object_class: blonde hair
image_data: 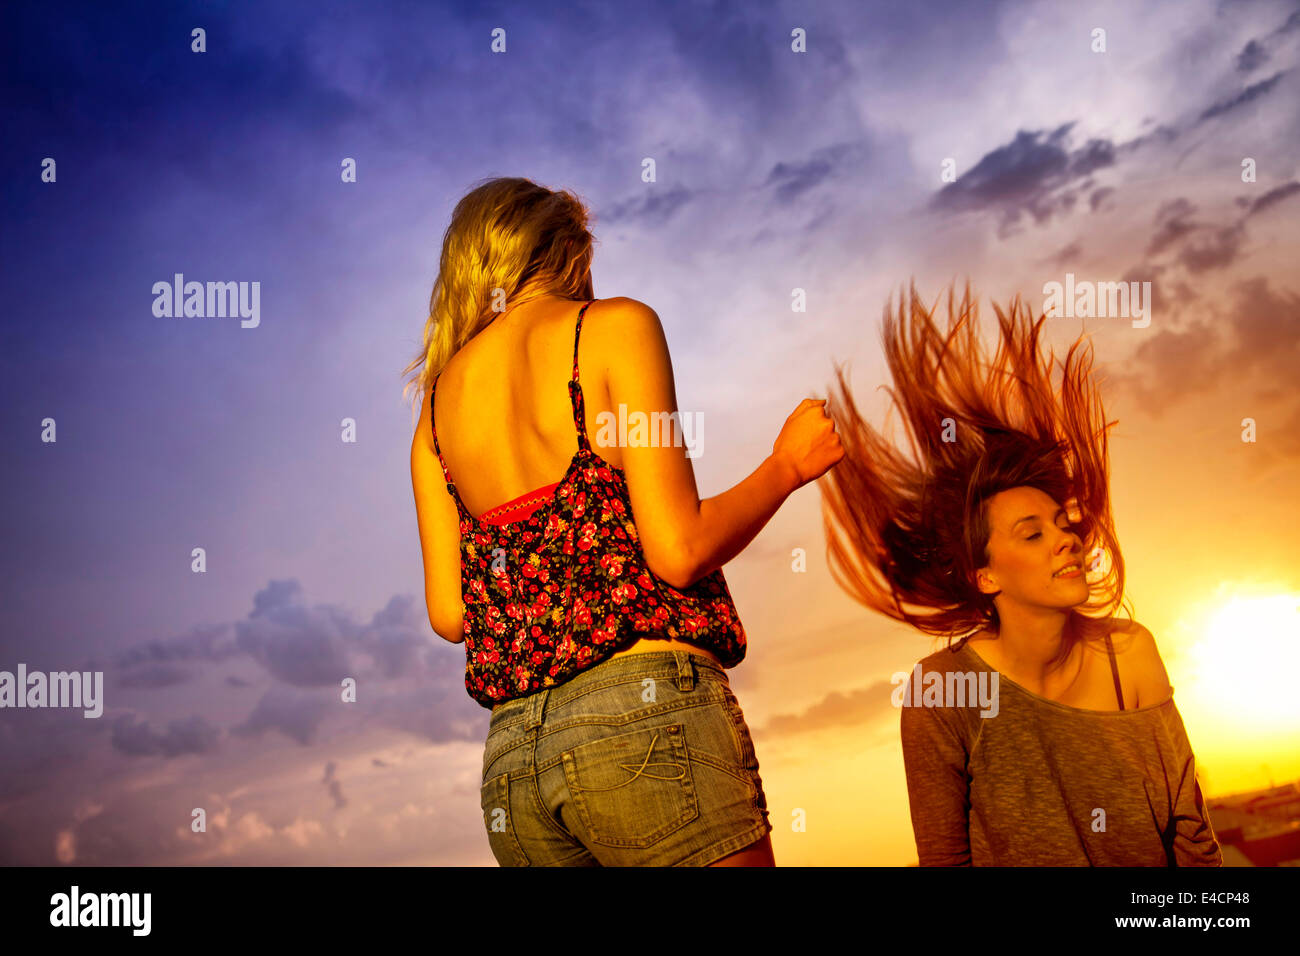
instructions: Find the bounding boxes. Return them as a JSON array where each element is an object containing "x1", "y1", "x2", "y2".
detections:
[{"x1": 401, "y1": 177, "x2": 596, "y2": 415}]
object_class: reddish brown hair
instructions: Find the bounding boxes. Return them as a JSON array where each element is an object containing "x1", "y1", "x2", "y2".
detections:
[{"x1": 819, "y1": 280, "x2": 1129, "y2": 648}]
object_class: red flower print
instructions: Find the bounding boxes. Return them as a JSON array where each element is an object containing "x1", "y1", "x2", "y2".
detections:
[
  {"x1": 446, "y1": 392, "x2": 747, "y2": 708},
  {"x1": 570, "y1": 596, "x2": 592, "y2": 628}
]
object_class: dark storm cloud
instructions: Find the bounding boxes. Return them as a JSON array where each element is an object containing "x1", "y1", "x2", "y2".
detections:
[
  {"x1": 1225, "y1": 276, "x2": 1300, "y2": 385},
  {"x1": 929, "y1": 124, "x2": 1116, "y2": 236},
  {"x1": 110, "y1": 713, "x2": 221, "y2": 758},
  {"x1": 599, "y1": 185, "x2": 695, "y2": 226},
  {"x1": 1143, "y1": 198, "x2": 1247, "y2": 274},
  {"x1": 1116, "y1": 276, "x2": 1300, "y2": 416},
  {"x1": 1235, "y1": 39, "x2": 1269, "y2": 73},
  {"x1": 1089, "y1": 186, "x2": 1116, "y2": 212},
  {"x1": 106, "y1": 625, "x2": 241, "y2": 672},
  {"x1": 360, "y1": 595, "x2": 430, "y2": 680},
  {"x1": 230, "y1": 685, "x2": 335, "y2": 747},
  {"x1": 1247, "y1": 181, "x2": 1300, "y2": 217},
  {"x1": 1178, "y1": 224, "x2": 1245, "y2": 274},
  {"x1": 1146, "y1": 198, "x2": 1198, "y2": 258},
  {"x1": 87, "y1": 579, "x2": 482, "y2": 756},
  {"x1": 765, "y1": 156, "x2": 836, "y2": 203},
  {"x1": 323, "y1": 761, "x2": 347, "y2": 810},
  {"x1": 1196, "y1": 71, "x2": 1287, "y2": 123},
  {"x1": 235, "y1": 580, "x2": 362, "y2": 688}
]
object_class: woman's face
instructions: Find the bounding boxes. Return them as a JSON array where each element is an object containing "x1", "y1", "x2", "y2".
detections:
[{"x1": 975, "y1": 485, "x2": 1089, "y2": 609}]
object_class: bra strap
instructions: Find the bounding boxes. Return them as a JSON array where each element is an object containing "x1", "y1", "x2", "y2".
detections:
[
  {"x1": 568, "y1": 300, "x2": 597, "y2": 452},
  {"x1": 1103, "y1": 632, "x2": 1124, "y2": 710}
]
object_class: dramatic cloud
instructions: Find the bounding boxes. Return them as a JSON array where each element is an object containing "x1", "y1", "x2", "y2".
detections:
[
  {"x1": 752, "y1": 679, "x2": 897, "y2": 736},
  {"x1": 1236, "y1": 39, "x2": 1269, "y2": 73},
  {"x1": 1247, "y1": 181, "x2": 1300, "y2": 217},
  {"x1": 1196, "y1": 71, "x2": 1287, "y2": 123},
  {"x1": 600, "y1": 185, "x2": 694, "y2": 225},
  {"x1": 111, "y1": 713, "x2": 221, "y2": 757},
  {"x1": 1117, "y1": 276, "x2": 1300, "y2": 416},
  {"x1": 928, "y1": 123, "x2": 1117, "y2": 237},
  {"x1": 322, "y1": 760, "x2": 347, "y2": 810},
  {"x1": 230, "y1": 684, "x2": 337, "y2": 746}
]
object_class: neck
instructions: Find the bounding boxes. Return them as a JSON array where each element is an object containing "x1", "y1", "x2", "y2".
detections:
[
  {"x1": 987, "y1": 602, "x2": 1073, "y2": 678},
  {"x1": 493, "y1": 288, "x2": 567, "y2": 325}
]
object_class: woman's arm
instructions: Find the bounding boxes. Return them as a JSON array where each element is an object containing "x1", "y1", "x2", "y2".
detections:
[
  {"x1": 1170, "y1": 763, "x2": 1223, "y2": 866},
  {"x1": 1119, "y1": 622, "x2": 1222, "y2": 865},
  {"x1": 899, "y1": 685, "x2": 975, "y2": 865},
  {"x1": 410, "y1": 385, "x2": 465, "y2": 644},
  {"x1": 592, "y1": 298, "x2": 842, "y2": 589}
]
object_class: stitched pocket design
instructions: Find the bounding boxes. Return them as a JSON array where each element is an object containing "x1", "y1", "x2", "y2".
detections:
[{"x1": 562, "y1": 723, "x2": 699, "y2": 847}]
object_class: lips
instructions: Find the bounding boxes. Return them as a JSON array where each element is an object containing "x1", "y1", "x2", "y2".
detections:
[{"x1": 1052, "y1": 562, "x2": 1082, "y2": 578}]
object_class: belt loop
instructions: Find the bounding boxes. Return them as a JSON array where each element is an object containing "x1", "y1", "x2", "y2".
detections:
[
  {"x1": 673, "y1": 650, "x2": 696, "y2": 692},
  {"x1": 524, "y1": 687, "x2": 549, "y2": 730}
]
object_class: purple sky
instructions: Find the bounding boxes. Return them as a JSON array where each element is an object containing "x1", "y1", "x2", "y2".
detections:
[{"x1": 2, "y1": 0, "x2": 1298, "y2": 865}]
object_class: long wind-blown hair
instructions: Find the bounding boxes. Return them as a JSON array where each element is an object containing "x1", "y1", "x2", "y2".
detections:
[
  {"x1": 819, "y1": 280, "x2": 1129, "y2": 651},
  {"x1": 402, "y1": 176, "x2": 596, "y2": 415}
]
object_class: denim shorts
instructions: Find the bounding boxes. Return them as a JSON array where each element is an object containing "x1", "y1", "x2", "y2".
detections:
[{"x1": 479, "y1": 650, "x2": 771, "y2": 866}]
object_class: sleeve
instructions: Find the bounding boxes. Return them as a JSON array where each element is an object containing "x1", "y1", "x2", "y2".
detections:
[
  {"x1": 1163, "y1": 703, "x2": 1222, "y2": 867},
  {"x1": 899, "y1": 687, "x2": 974, "y2": 866}
]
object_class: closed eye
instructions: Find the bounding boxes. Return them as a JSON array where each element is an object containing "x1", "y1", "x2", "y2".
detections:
[{"x1": 1027, "y1": 522, "x2": 1073, "y2": 541}]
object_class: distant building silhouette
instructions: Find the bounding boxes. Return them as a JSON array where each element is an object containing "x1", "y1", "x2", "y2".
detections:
[{"x1": 1207, "y1": 779, "x2": 1300, "y2": 866}]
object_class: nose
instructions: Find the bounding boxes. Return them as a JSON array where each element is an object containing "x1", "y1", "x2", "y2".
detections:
[{"x1": 1054, "y1": 526, "x2": 1080, "y2": 555}]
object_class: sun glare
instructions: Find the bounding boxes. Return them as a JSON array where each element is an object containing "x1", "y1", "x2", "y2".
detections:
[{"x1": 1187, "y1": 593, "x2": 1300, "y2": 724}]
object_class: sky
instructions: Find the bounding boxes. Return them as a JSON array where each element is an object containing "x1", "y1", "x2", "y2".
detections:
[{"x1": 1, "y1": 0, "x2": 1298, "y2": 866}]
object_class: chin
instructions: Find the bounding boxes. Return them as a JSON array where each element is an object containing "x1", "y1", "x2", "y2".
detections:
[{"x1": 1045, "y1": 577, "x2": 1090, "y2": 607}]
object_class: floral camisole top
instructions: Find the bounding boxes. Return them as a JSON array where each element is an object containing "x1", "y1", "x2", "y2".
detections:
[{"x1": 430, "y1": 299, "x2": 747, "y2": 708}]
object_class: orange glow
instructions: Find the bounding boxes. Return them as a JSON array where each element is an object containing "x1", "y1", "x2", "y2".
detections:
[{"x1": 1163, "y1": 582, "x2": 1300, "y2": 795}]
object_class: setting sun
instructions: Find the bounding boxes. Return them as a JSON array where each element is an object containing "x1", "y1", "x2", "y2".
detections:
[
  {"x1": 1190, "y1": 593, "x2": 1300, "y2": 723},
  {"x1": 1162, "y1": 584, "x2": 1300, "y2": 796}
]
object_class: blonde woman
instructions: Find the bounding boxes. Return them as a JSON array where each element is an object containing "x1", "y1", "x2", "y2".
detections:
[{"x1": 407, "y1": 177, "x2": 842, "y2": 865}]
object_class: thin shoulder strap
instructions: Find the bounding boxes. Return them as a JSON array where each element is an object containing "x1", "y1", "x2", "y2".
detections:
[
  {"x1": 428, "y1": 374, "x2": 470, "y2": 519},
  {"x1": 1103, "y1": 632, "x2": 1124, "y2": 710},
  {"x1": 568, "y1": 300, "x2": 597, "y2": 451}
]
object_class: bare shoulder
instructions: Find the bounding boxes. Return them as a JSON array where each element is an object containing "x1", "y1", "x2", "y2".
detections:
[
  {"x1": 583, "y1": 296, "x2": 664, "y2": 340},
  {"x1": 1107, "y1": 619, "x2": 1172, "y2": 704},
  {"x1": 583, "y1": 297, "x2": 672, "y2": 380}
]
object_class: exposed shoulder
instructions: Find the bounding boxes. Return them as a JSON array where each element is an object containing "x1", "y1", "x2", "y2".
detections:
[
  {"x1": 583, "y1": 296, "x2": 662, "y2": 338},
  {"x1": 583, "y1": 297, "x2": 672, "y2": 381},
  {"x1": 1107, "y1": 619, "x2": 1173, "y2": 705}
]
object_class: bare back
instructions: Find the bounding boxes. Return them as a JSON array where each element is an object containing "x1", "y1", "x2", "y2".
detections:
[
  {"x1": 431, "y1": 296, "x2": 626, "y2": 517},
  {"x1": 429, "y1": 294, "x2": 722, "y2": 669}
]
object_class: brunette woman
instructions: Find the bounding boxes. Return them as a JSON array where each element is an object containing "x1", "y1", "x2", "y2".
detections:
[
  {"x1": 407, "y1": 177, "x2": 842, "y2": 866},
  {"x1": 819, "y1": 281, "x2": 1221, "y2": 866}
]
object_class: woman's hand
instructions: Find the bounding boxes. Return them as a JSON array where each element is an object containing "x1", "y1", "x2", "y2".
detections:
[{"x1": 772, "y1": 398, "x2": 844, "y2": 490}]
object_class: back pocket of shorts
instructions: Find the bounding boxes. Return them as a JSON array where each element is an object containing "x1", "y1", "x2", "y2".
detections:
[
  {"x1": 562, "y1": 723, "x2": 698, "y2": 848},
  {"x1": 480, "y1": 772, "x2": 530, "y2": 866}
]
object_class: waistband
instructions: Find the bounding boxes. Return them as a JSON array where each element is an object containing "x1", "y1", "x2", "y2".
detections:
[{"x1": 488, "y1": 650, "x2": 728, "y2": 727}]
